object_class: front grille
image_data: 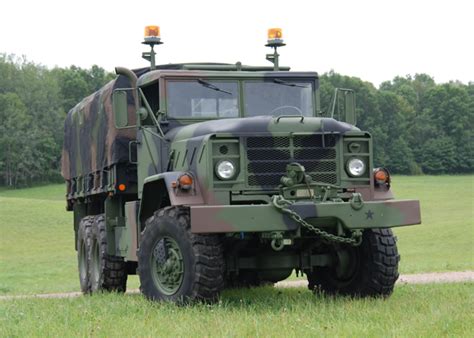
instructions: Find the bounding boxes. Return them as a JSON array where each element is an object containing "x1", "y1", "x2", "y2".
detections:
[{"x1": 246, "y1": 135, "x2": 338, "y2": 187}]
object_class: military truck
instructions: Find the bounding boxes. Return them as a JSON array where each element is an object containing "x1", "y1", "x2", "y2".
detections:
[{"x1": 61, "y1": 26, "x2": 421, "y2": 303}]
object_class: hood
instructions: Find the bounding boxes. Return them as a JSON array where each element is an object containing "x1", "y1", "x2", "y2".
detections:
[{"x1": 166, "y1": 116, "x2": 358, "y2": 142}]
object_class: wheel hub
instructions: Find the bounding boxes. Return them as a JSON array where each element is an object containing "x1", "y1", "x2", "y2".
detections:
[
  {"x1": 334, "y1": 246, "x2": 359, "y2": 281},
  {"x1": 151, "y1": 237, "x2": 184, "y2": 295}
]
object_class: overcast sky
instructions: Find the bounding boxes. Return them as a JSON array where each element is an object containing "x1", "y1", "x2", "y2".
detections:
[{"x1": 1, "y1": 0, "x2": 472, "y2": 86}]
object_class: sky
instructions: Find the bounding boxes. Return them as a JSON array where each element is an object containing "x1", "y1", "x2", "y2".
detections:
[{"x1": 1, "y1": 0, "x2": 473, "y2": 87}]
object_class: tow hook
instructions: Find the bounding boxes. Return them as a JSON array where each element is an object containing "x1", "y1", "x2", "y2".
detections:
[
  {"x1": 269, "y1": 232, "x2": 292, "y2": 251},
  {"x1": 350, "y1": 192, "x2": 364, "y2": 210}
]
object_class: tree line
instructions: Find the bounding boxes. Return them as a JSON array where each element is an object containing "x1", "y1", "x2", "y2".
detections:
[
  {"x1": 320, "y1": 72, "x2": 473, "y2": 174},
  {"x1": 0, "y1": 54, "x2": 114, "y2": 187},
  {"x1": 0, "y1": 54, "x2": 472, "y2": 187}
]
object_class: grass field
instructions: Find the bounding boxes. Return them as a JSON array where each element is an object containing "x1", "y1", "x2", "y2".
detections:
[
  {"x1": 1, "y1": 283, "x2": 473, "y2": 337},
  {"x1": 391, "y1": 175, "x2": 474, "y2": 273},
  {"x1": 1, "y1": 176, "x2": 473, "y2": 337}
]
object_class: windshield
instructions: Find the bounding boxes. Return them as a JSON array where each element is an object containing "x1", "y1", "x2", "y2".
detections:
[
  {"x1": 244, "y1": 80, "x2": 314, "y2": 117},
  {"x1": 167, "y1": 80, "x2": 239, "y2": 118},
  {"x1": 166, "y1": 79, "x2": 315, "y2": 119}
]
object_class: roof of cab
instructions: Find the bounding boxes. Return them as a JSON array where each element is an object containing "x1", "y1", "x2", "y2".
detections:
[{"x1": 134, "y1": 63, "x2": 318, "y2": 87}]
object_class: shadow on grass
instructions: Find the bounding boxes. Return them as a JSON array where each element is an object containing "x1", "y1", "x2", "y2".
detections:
[
  {"x1": 220, "y1": 285, "x2": 368, "y2": 309},
  {"x1": 111, "y1": 285, "x2": 361, "y2": 312}
]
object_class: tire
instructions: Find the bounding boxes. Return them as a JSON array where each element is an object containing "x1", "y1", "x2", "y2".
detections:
[
  {"x1": 307, "y1": 228, "x2": 400, "y2": 297},
  {"x1": 77, "y1": 216, "x2": 94, "y2": 294},
  {"x1": 89, "y1": 214, "x2": 127, "y2": 293},
  {"x1": 138, "y1": 206, "x2": 224, "y2": 303}
]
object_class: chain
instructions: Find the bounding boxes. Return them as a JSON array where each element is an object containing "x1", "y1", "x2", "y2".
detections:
[{"x1": 272, "y1": 195, "x2": 362, "y2": 246}]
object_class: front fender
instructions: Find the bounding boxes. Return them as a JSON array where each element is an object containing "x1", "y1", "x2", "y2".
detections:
[{"x1": 139, "y1": 171, "x2": 204, "y2": 224}]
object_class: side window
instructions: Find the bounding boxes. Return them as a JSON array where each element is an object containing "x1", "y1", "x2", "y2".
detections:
[
  {"x1": 141, "y1": 82, "x2": 160, "y2": 125},
  {"x1": 142, "y1": 82, "x2": 160, "y2": 112}
]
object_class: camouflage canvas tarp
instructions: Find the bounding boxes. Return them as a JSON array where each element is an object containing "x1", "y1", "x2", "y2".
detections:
[{"x1": 61, "y1": 74, "x2": 138, "y2": 180}]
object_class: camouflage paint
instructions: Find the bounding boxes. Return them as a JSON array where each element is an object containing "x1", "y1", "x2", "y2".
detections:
[
  {"x1": 189, "y1": 199, "x2": 421, "y2": 233},
  {"x1": 63, "y1": 64, "x2": 421, "y2": 265},
  {"x1": 62, "y1": 74, "x2": 137, "y2": 180}
]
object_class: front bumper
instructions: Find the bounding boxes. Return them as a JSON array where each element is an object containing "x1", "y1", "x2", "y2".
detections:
[{"x1": 190, "y1": 199, "x2": 421, "y2": 233}]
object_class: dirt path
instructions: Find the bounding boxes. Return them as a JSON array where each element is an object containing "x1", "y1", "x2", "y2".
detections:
[
  {"x1": 1, "y1": 271, "x2": 473, "y2": 301},
  {"x1": 276, "y1": 270, "x2": 474, "y2": 288}
]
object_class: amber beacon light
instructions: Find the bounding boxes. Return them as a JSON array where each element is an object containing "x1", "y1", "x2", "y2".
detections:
[
  {"x1": 142, "y1": 25, "x2": 163, "y2": 70},
  {"x1": 267, "y1": 28, "x2": 283, "y2": 41},
  {"x1": 265, "y1": 27, "x2": 285, "y2": 70},
  {"x1": 266, "y1": 28, "x2": 285, "y2": 47},
  {"x1": 144, "y1": 25, "x2": 161, "y2": 44}
]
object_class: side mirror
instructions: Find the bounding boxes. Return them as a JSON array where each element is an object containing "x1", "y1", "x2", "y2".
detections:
[
  {"x1": 343, "y1": 90, "x2": 356, "y2": 125},
  {"x1": 113, "y1": 89, "x2": 133, "y2": 128},
  {"x1": 329, "y1": 88, "x2": 356, "y2": 125}
]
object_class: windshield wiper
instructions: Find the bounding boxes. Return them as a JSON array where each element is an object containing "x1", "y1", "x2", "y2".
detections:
[
  {"x1": 273, "y1": 79, "x2": 309, "y2": 88},
  {"x1": 197, "y1": 79, "x2": 232, "y2": 95}
]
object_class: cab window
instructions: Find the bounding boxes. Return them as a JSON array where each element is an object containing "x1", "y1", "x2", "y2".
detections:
[{"x1": 167, "y1": 80, "x2": 239, "y2": 118}]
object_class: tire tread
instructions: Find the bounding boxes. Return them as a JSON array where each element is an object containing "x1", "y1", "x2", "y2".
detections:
[
  {"x1": 139, "y1": 206, "x2": 224, "y2": 303},
  {"x1": 307, "y1": 228, "x2": 400, "y2": 297}
]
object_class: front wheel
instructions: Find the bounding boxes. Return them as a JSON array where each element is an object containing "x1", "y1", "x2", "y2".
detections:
[
  {"x1": 306, "y1": 228, "x2": 400, "y2": 297},
  {"x1": 138, "y1": 206, "x2": 224, "y2": 303}
]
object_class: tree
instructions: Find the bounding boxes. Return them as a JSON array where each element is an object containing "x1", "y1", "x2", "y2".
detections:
[
  {"x1": 0, "y1": 55, "x2": 114, "y2": 187},
  {"x1": 422, "y1": 83, "x2": 473, "y2": 172},
  {"x1": 0, "y1": 93, "x2": 31, "y2": 186}
]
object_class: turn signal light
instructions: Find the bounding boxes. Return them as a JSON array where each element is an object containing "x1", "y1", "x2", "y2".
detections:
[
  {"x1": 178, "y1": 174, "x2": 193, "y2": 190},
  {"x1": 144, "y1": 25, "x2": 160, "y2": 38},
  {"x1": 375, "y1": 170, "x2": 387, "y2": 182},
  {"x1": 374, "y1": 168, "x2": 391, "y2": 187}
]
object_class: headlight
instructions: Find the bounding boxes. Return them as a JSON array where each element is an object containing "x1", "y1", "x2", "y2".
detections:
[
  {"x1": 215, "y1": 160, "x2": 236, "y2": 180},
  {"x1": 346, "y1": 158, "x2": 366, "y2": 177}
]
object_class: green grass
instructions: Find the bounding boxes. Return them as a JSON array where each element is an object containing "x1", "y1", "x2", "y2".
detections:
[
  {"x1": 0, "y1": 183, "x2": 65, "y2": 201},
  {"x1": 0, "y1": 176, "x2": 473, "y2": 296},
  {"x1": 0, "y1": 184, "x2": 77, "y2": 295},
  {"x1": 391, "y1": 175, "x2": 474, "y2": 273},
  {"x1": 1, "y1": 283, "x2": 473, "y2": 337}
]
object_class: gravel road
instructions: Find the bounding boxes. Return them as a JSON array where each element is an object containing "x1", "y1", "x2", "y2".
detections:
[
  {"x1": 276, "y1": 270, "x2": 474, "y2": 288},
  {"x1": 1, "y1": 270, "x2": 472, "y2": 301}
]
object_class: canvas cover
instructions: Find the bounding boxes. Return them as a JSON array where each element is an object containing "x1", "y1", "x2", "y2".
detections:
[{"x1": 61, "y1": 73, "x2": 139, "y2": 180}]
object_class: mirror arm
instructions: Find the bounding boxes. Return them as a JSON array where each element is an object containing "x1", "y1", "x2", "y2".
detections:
[
  {"x1": 138, "y1": 88, "x2": 166, "y2": 139},
  {"x1": 115, "y1": 67, "x2": 138, "y2": 110},
  {"x1": 329, "y1": 88, "x2": 338, "y2": 118}
]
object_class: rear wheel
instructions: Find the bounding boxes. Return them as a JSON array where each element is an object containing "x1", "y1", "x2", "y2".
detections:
[
  {"x1": 77, "y1": 216, "x2": 94, "y2": 293},
  {"x1": 89, "y1": 214, "x2": 127, "y2": 292},
  {"x1": 138, "y1": 206, "x2": 224, "y2": 303},
  {"x1": 306, "y1": 228, "x2": 400, "y2": 297}
]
